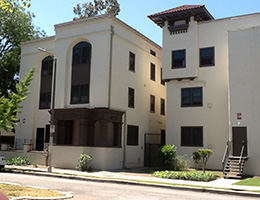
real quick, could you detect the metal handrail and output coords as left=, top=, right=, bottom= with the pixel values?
left=239, top=141, right=245, bottom=171
left=222, top=142, right=229, bottom=172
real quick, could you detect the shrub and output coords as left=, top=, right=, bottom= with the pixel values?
left=158, top=144, right=177, bottom=170
left=153, top=171, right=218, bottom=182
left=76, top=154, right=92, bottom=172
left=198, top=149, right=213, bottom=173
left=173, top=155, right=189, bottom=171
left=6, top=157, right=30, bottom=166
left=192, top=151, right=201, bottom=170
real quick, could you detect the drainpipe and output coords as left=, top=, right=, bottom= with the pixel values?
left=123, top=112, right=127, bottom=168
left=108, top=25, right=114, bottom=109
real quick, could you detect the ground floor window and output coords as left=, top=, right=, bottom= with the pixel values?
left=127, top=125, right=139, bottom=146
left=181, top=127, right=203, bottom=147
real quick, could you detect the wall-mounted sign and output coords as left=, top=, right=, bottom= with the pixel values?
left=237, top=113, right=242, bottom=120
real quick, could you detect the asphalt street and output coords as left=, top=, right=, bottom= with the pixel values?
left=0, top=172, right=258, bottom=200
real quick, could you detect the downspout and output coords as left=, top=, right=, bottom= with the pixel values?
left=108, top=25, right=114, bottom=109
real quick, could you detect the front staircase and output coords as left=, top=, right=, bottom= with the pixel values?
left=223, top=156, right=247, bottom=179
left=222, top=141, right=248, bottom=179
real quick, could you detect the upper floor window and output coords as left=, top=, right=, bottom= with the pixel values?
left=71, top=41, right=91, bottom=104
left=172, top=49, right=186, bottom=69
left=150, top=63, right=156, bottom=81
left=150, top=49, right=156, bottom=57
left=160, top=68, right=165, bottom=85
left=181, top=87, right=203, bottom=107
left=160, top=98, right=165, bottom=116
left=128, top=87, right=135, bottom=108
left=200, top=47, right=215, bottom=67
left=150, top=95, right=155, bottom=113
left=39, top=56, right=53, bottom=109
left=129, top=52, right=135, bottom=72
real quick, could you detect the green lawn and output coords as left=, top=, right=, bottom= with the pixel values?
left=234, top=178, right=260, bottom=186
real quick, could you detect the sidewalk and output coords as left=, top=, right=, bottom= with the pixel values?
left=3, top=165, right=260, bottom=197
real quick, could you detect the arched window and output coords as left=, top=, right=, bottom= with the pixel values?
left=71, top=41, right=91, bottom=104
left=39, top=56, right=53, bottom=109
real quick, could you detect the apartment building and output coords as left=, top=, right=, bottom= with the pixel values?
left=149, top=5, right=260, bottom=175
left=16, top=14, right=166, bottom=170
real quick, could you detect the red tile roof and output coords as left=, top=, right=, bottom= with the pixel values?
left=149, top=5, right=205, bottom=18
left=148, top=5, right=214, bottom=27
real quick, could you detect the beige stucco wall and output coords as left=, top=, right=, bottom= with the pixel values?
left=16, top=15, right=165, bottom=170
left=229, top=26, right=260, bottom=175
left=163, top=13, right=260, bottom=170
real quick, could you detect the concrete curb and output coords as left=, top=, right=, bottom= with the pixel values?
left=4, top=168, right=260, bottom=198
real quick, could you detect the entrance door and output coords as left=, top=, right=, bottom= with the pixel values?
left=144, top=133, right=161, bottom=167
left=36, top=128, right=44, bottom=151
left=232, top=127, right=247, bottom=156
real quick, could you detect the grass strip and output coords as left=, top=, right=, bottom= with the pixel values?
left=0, top=183, right=65, bottom=199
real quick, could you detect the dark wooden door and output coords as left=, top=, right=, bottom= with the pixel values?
left=36, top=128, right=44, bottom=151
left=232, top=127, right=247, bottom=156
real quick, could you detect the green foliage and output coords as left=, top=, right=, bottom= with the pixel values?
left=73, top=0, right=120, bottom=20
left=192, top=151, right=201, bottom=170
left=173, top=155, right=189, bottom=171
left=76, top=154, right=92, bottom=172
left=159, top=144, right=177, bottom=169
left=0, top=0, right=31, bottom=12
left=0, top=2, right=45, bottom=96
left=153, top=171, right=219, bottom=182
left=6, top=156, right=30, bottom=166
left=198, top=149, right=213, bottom=173
left=0, top=67, right=35, bottom=131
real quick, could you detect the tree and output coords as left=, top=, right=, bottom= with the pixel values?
left=73, top=0, right=120, bottom=20
left=0, top=2, right=45, bottom=96
left=0, top=0, right=31, bottom=12
left=0, top=67, right=35, bottom=131
left=198, top=149, right=213, bottom=173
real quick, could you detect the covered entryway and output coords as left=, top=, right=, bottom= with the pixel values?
left=36, top=128, right=44, bottom=151
left=232, top=127, right=247, bottom=156
left=144, top=133, right=161, bottom=167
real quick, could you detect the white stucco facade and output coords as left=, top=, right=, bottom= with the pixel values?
left=149, top=5, right=260, bottom=175
left=16, top=15, right=166, bottom=170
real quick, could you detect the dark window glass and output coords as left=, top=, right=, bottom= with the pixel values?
left=39, top=56, right=53, bottom=109
left=128, top=87, right=135, bottom=108
left=172, top=49, right=186, bottom=68
left=181, top=127, right=203, bottom=147
left=150, top=95, right=155, bottom=113
left=161, top=98, right=165, bottom=115
left=160, top=68, right=165, bottom=85
left=181, top=87, right=202, bottom=107
left=71, top=42, right=91, bottom=104
left=127, top=125, right=139, bottom=145
left=150, top=50, right=156, bottom=57
left=45, top=124, right=50, bottom=143
left=150, top=63, right=156, bottom=81
left=200, top=47, right=215, bottom=67
left=129, top=52, right=135, bottom=71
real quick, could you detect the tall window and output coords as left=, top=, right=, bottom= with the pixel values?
left=200, top=47, right=215, bottom=67
left=160, top=68, right=165, bottom=85
left=39, top=56, right=53, bottom=109
left=172, top=49, right=186, bottom=69
left=150, top=95, right=155, bottom=113
left=181, top=127, right=203, bottom=147
left=71, top=42, right=91, bottom=104
left=160, top=98, right=165, bottom=116
left=181, top=87, right=203, bottom=107
left=128, top=87, right=135, bottom=108
left=150, top=63, right=156, bottom=81
left=127, top=125, right=139, bottom=145
left=129, top=52, right=135, bottom=72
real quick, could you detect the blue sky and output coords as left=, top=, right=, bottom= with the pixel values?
left=29, top=0, right=260, bottom=46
